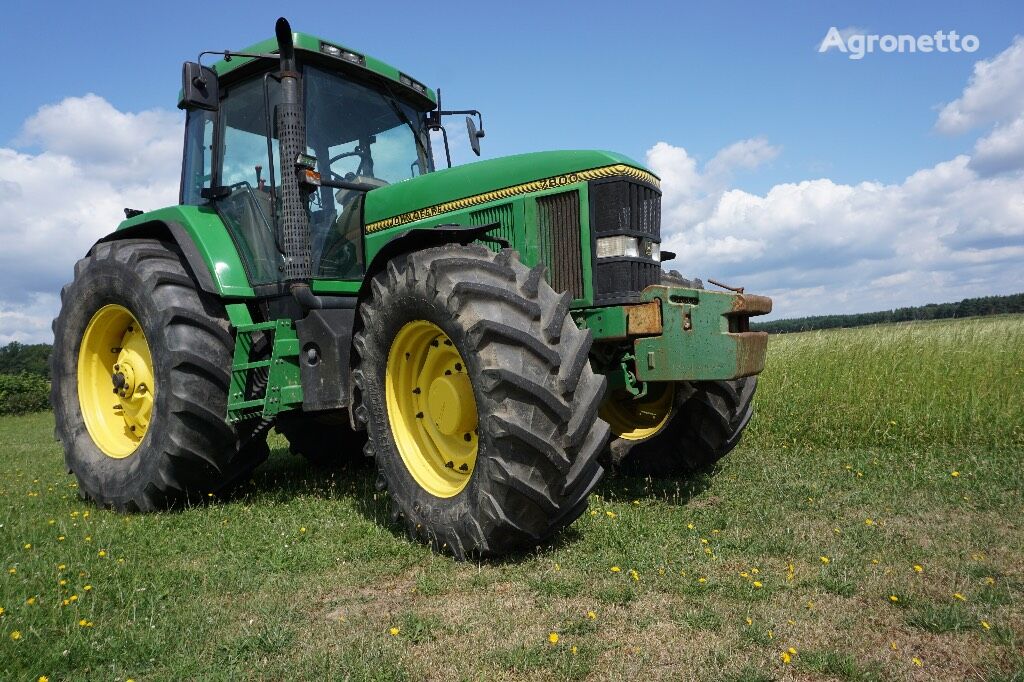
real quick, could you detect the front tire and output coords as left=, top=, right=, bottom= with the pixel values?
left=608, top=378, right=758, bottom=476
left=353, top=245, right=607, bottom=558
left=51, top=239, right=268, bottom=511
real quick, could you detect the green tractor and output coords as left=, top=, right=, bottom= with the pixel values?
left=51, top=18, right=771, bottom=557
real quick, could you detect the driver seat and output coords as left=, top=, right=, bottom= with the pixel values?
left=318, top=176, right=388, bottom=278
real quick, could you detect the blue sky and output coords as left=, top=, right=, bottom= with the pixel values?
left=1, top=1, right=1023, bottom=341
left=5, top=1, right=1020, bottom=187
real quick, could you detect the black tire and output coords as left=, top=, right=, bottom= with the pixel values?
left=610, top=378, right=757, bottom=477
left=51, top=239, right=268, bottom=511
left=607, top=271, right=755, bottom=476
left=275, top=413, right=367, bottom=468
left=353, top=245, right=607, bottom=559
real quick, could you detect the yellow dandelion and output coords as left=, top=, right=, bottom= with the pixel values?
left=740, top=571, right=750, bottom=578
left=98, top=550, right=106, bottom=558
left=57, top=564, right=65, bottom=571
left=47, top=519, right=55, bottom=525
left=913, top=564, right=923, bottom=573
left=745, top=617, right=752, bottom=625
left=780, top=651, right=791, bottom=664
left=571, top=645, right=578, bottom=655
left=890, top=641, right=898, bottom=651
left=69, top=595, right=77, bottom=602
left=950, top=471, right=960, bottom=478
left=554, top=563, right=560, bottom=571
left=753, top=581, right=763, bottom=588
left=589, top=510, right=597, bottom=516
left=605, top=511, right=616, bottom=519
left=587, top=610, right=596, bottom=620
left=820, top=556, right=830, bottom=565
left=23, top=543, right=31, bottom=550
left=77, top=619, right=93, bottom=627
left=912, top=657, right=923, bottom=667
left=700, top=538, right=709, bottom=545
left=57, top=536, right=64, bottom=542
left=39, top=677, right=49, bottom=682
left=59, top=579, right=67, bottom=586
left=25, top=597, right=36, bottom=605
left=788, top=647, right=797, bottom=655
left=980, top=620, right=991, bottom=630
left=889, top=595, right=899, bottom=603
left=751, top=567, right=759, bottom=575
left=686, top=523, right=695, bottom=530
left=7, top=568, right=15, bottom=575
left=388, top=627, right=399, bottom=636
left=806, top=600, right=814, bottom=609
left=953, top=593, right=966, bottom=601
left=548, top=632, right=559, bottom=645
left=985, top=576, right=996, bottom=585
left=83, top=585, right=92, bottom=592
left=84, top=536, right=91, bottom=542
left=864, top=518, right=874, bottom=526
left=300, top=527, right=306, bottom=533
left=0, top=607, right=4, bottom=616
left=629, top=569, right=639, bottom=582
left=697, top=577, right=707, bottom=584
left=61, top=599, right=69, bottom=606
left=10, top=630, right=21, bottom=640
left=871, top=558, right=879, bottom=565
left=610, top=566, right=621, bottom=573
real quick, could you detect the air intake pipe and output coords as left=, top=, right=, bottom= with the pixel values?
left=273, top=18, right=350, bottom=311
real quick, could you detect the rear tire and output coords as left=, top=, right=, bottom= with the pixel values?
left=51, top=239, right=267, bottom=511
left=353, top=245, right=607, bottom=559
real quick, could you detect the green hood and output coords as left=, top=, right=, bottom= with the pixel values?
left=363, top=150, right=655, bottom=229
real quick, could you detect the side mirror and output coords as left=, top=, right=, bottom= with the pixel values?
left=466, top=116, right=484, bottom=156
left=179, top=62, right=219, bottom=111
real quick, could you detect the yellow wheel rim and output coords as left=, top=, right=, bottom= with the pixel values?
left=600, top=382, right=675, bottom=441
left=77, top=305, right=155, bottom=458
left=385, top=320, right=479, bottom=498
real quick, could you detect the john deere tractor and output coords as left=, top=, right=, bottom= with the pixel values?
left=51, top=18, right=771, bottom=558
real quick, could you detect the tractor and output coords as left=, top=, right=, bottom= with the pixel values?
left=51, top=18, right=772, bottom=558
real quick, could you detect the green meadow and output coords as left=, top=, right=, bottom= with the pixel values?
left=1, top=316, right=1022, bottom=681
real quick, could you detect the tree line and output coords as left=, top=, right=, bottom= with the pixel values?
left=753, top=292, right=1024, bottom=334
left=0, top=290, right=1021, bottom=375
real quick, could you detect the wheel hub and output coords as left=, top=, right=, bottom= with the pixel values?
left=600, top=382, right=675, bottom=441
left=385, top=320, right=479, bottom=497
left=78, top=305, right=155, bottom=458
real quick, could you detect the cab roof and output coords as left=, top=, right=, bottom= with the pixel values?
left=209, top=31, right=437, bottom=108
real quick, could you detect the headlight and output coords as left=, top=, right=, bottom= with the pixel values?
left=596, top=236, right=639, bottom=258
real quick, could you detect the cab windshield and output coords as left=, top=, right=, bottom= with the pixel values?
left=304, top=65, right=433, bottom=277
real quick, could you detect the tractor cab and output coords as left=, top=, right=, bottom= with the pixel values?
left=179, top=33, right=438, bottom=287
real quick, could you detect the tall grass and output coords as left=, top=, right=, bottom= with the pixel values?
left=746, top=315, right=1024, bottom=450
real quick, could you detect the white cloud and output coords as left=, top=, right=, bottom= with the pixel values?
left=0, top=95, right=182, bottom=343
left=652, top=38, right=1024, bottom=320
left=935, top=36, right=1024, bottom=134
left=969, top=115, right=1024, bottom=176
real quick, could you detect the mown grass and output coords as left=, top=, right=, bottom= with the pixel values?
left=1, top=315, right=1022, bottom=680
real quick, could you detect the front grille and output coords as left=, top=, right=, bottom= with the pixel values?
left=591, top=179, right=661, bottom=236
left=536, top=191, right=584, bottom=299
left=589, top=178, right=662, bottom=305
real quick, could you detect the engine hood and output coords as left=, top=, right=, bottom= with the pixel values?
left=362, top=150, right=657, bottom=231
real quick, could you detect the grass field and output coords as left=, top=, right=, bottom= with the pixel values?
left=1, top=316, right=1022, bottom=681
